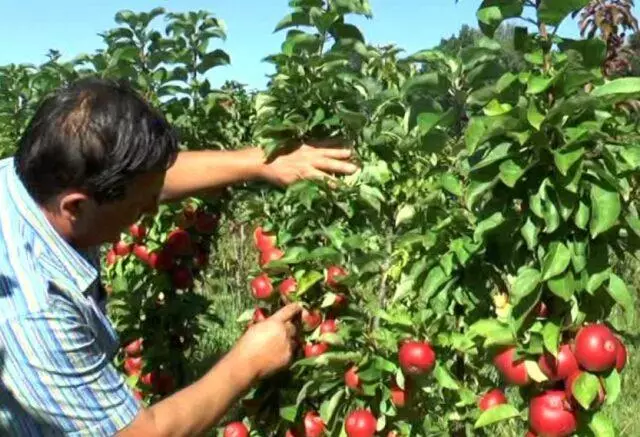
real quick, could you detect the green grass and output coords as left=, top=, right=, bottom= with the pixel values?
left=190, top=228, right=640, bottom=436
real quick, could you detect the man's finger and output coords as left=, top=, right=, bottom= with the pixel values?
left=284, top=321, right=297, bottom=338
left=316, top=147, right=353, bottom=160
left=271, top=303, right=302, bottom=322
left=313, top=158, right=358, bottom=175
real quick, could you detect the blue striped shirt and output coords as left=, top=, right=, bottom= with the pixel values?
left=0, top=157, right=140, bottom=436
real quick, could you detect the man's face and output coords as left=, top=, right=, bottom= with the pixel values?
left=72, top=172, right=166, bottom=248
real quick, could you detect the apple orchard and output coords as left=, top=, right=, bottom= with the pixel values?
left=2, top=0, right=640, bottom=436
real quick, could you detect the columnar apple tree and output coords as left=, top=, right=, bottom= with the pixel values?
left=228, top=1, right=640, bottom=436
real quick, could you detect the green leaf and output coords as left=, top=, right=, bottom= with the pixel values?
left=554, top=146, right=584, bottom=176
left=280, top=405, right=298, bottom=422
left=360, top=185, right=385, bottom=212
left=548, top=269, right=575, bottom=301
left=441, top=173, right=463, bottom=197
left=527, top=74, right=555, bottom=95
left=472, top=142, right=512, bottom=171
left=574, top=200, right=590, bottom=230
left=541, top=242, right=571, bottom=281
left=590, top=183, right=621, bottom=238
left=395, top=205, right=416, bottom=227
left=474, top=212, right=505, bottom=242
left=542, top=321, right=560, bottom=356
left=592, top=77, right=640, bottom=97
left=476, top=0, right=524, bottom=37
left=608, top=273, right=636, bottom=325
left=465, top=177, right=498, bottom=210
left=274, top=11, right=311, bottom=32
left=297, top=271, right=324, bottom=296
left=586, top=269, right=611, bottom=294
left=422, top=266, right=448, bottom=299
left=474, top=404, right=520, bottom=428
left=588, top=411, right=616, bottom=437
left=197, top=49, right=230, bottom=74
left=538, top=0, right=590, bottom=26
left=603, top=370, right=621, bottom=406
left=527, top=100, right=545, bottom=130
left=433, top=362, right=460, bottom=390
left=572, top=372, right=601, bottom=410
left=465, top=118, right=486, bottom=153
left=320, top=389, right=344, bottom=424
left=521, top=217, right=540, bottom=251
left=511, top=268, right=541, bottom=304
left=499, top=158, right=526, bottom=187
left=483, top=99, right=513, bottom=116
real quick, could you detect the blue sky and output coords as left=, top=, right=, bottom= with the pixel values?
left=1, top=1, right=638, bottom=90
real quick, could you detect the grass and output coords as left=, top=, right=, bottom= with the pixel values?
left=189, top=226, right=640, bottom=436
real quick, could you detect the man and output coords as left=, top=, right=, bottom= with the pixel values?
left=0, top=78, right=358, bottom=436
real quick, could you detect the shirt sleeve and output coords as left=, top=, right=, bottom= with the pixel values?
left=0, top=293, right=141, bottom=436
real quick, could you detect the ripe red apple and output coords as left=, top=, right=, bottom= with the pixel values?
left=320, top=319, right=338, bottom=335
left=478, top=388, right=507, bottom=411
left=124, top=356, right=143, bottom=376
left=615, top=337, right=627, bottom=372
left=253, top=226, right=277, bottom=252
left=165, top=228, right=192, bottom=256
left=574, top=324, right=618, bottom=372
left=304, top=411, right=325, bottom=437
left=398, top=340, right=436, bottom=376
left=114, top=240, right=132, bottom=256
left=223, top=421, right=249, bottom=437
left=106, top=249, right=117, bottom=265
left=279, top=276, right=297, bottom=297
left=344, top=366, right=361, bottom=391
left=251, top=274, right=274, bottom=299
left=538, top=344, right=579, bottom=381
left=172, top=266, right=194, bottom=289
left=345, top=409, right=377, bottom=437
left=390, top=381, right=407, bottom=407
left=195, top=211, right=218, bottom=234
left=325, top=265, right=347, bottom=290
left=565, top=370, right=606, bottom=409
left=259, top=247, right=284, bottom=268
left=493, top=346, right=530, bottom=386
left=148, top=249, right=174, bottom=271
left=528, top=390, right=577, bottom=437
left=129, top=223, right=146, bottom=241
left=525, top=431, right=537, bottom=437
left=133, top=390, right=144, bottom=401
left=302, top=308, right=322, bottom=331
left=304, top=342, right=329, bottom=358
left=252, top=307, right=267, bottom=323
left=332, top=293, right=348, bottom=310
left=133, top=244, right=150, bottom=264
left=124, top=338, right=143, bottom=357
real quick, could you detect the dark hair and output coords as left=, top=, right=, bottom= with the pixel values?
left=14, top=77, right=179, bottom=204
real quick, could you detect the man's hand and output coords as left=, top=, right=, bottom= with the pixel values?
left=230, top=303, right=302, bottom=381
left=260, top=139, right=359, bottom=187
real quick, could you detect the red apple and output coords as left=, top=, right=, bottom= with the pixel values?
left=304, top=342, right=329, bottom=358
left=129, top=223, right=146, bottom=241
left=345, top=366, right=361, bottom=391
left=252, top=307, right=268, bottom=323
left=279, top=276, right=297, bottom=298
left=574, top=324, right=618, bottom=372
left=302, top=308, right=322, bottom=331
left=113, top=240, right=132, bottom=256
left=253, top=226, right=276, bottom=252
left=304, top=411, right=325, bottom=437
left=390, top=381, right=408, bottom=407
left=478, top=388, right=507, bottom=411
left=325, top=265, right=347, bottom=290
left=124, top=356, right=143, bottom=376
left=123, top=338, right=143, bottom=357
left=133, top=244, right=150, bottom=264
left=398, top=340, right=436, bottom=376
left=320, top=319, right=338, bottom=335
left=493, top=346, right=530, bottom=386
left=223, top=421, right=249, bottom=437
left=528, top=390, right=577, bottom=437
left=106, top=249, right=117, bottom=265
left=171, top=266, right=193, bottom=289
left=165, top=228, right=192, bottom=256
left=259, top=247, right=284, bottom=268
left=615, top=337, right=627, bottom=372
left=538, top=344, right=579, bottom=381
left=251, top=274, right=274, bottom=299
left=344, top=409, right=377, bottom=437
left=148, top=249, right=174, bottom=271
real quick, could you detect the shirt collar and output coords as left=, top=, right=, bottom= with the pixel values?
left=3, top=157, right=98, bottom=294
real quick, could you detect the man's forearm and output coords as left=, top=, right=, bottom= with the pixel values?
left=143, top=348, right=255, bottom=437
left=160, top=147, right=267, bottom=202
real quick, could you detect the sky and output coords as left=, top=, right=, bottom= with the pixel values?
left=1, top=1, right=638, bottom=90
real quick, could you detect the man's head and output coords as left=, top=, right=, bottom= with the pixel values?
left=14, top=77, right=179, bottom=248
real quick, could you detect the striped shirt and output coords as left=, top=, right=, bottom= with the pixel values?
left=0, top=157, right=140, bottom=436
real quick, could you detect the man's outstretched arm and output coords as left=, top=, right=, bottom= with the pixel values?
left=160, top=141, right=358, bottom=202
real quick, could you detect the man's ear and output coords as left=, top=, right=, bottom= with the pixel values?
left=58, top=191, right=92, bottom=222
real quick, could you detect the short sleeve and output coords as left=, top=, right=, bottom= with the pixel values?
left=0, top=293, right=141, bottom=436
